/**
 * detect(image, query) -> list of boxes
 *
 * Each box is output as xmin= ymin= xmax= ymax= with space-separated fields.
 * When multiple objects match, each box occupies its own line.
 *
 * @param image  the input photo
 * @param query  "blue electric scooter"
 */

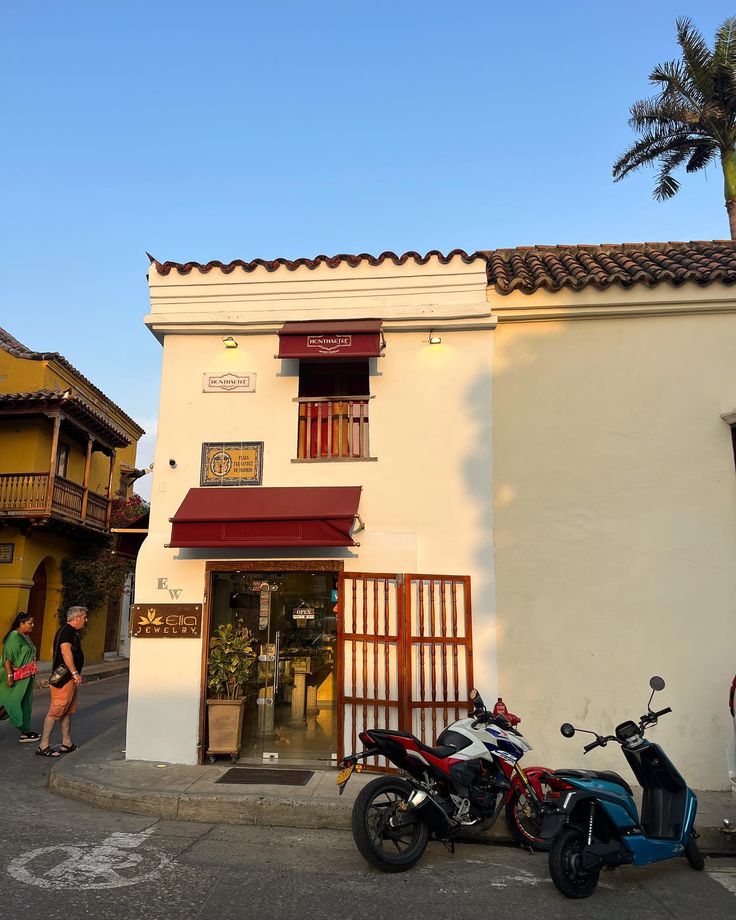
xmin=542 ymin=677 xmax=704 ymax=899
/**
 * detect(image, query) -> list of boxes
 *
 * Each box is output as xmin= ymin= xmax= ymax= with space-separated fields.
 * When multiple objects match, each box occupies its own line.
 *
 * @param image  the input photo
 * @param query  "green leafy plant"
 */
xmin=207 ymin=624 xmax=257 ymax=700
xmin=57 ymin=492 xmax=148 ymax=623
xmin=58 ymin=542 xmax=133 ymax=623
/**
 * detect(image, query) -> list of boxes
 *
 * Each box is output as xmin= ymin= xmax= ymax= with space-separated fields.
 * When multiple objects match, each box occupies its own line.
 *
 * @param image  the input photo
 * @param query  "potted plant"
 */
xmin=205 ymin=623 xmax=257 ymax=762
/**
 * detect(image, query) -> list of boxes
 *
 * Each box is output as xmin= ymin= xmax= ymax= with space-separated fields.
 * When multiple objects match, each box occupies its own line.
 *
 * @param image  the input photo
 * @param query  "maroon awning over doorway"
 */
xmin=277 ymin=320 xmax=383 ymax=359
xmin=169 ymin=486 xmax=362 ymax=548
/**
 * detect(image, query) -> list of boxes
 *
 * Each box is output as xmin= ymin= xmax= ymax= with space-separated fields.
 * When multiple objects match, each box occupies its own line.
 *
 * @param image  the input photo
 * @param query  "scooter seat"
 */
xmin=555 ymin=769 xmax=633 ymax=796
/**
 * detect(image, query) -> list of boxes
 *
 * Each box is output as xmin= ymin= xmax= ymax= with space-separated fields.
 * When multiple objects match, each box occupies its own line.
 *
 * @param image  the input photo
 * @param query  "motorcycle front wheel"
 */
xmin=685 ymin=833 xmax=705 ymax=870
xmin=548 ymin=827 xmax=600 ymax=899
xmin=351 ymin=776 xmax=430 ymax=872
xmin=505 ymin=786 xmax=551 ymax=850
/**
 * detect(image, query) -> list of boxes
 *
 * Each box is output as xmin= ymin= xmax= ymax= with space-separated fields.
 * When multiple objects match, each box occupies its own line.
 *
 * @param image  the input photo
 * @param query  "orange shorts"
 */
xmin=47 ymin=681 xmax=78 ymax=719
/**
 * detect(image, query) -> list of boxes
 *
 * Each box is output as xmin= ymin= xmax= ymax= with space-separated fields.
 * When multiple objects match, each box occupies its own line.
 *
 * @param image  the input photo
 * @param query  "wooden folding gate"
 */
xmin=337 ymin=572 xmax=473 ymax=767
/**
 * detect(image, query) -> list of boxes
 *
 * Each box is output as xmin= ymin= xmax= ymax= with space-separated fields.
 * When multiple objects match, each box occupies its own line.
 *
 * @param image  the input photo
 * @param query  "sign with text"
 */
xmin=307 ymin=334 xmax=352 ymax=354
xmin=202 ymin=372 xmax=257 ymax=393
xmin=200 ymin=441 xmax=263 ymax=486
xmin=131 ymin=604 xmax=203 ymax=639
xmin=292 ymin=603 xmax=316 ymax=620
xmin=0 ymin=543 xmax=14 ymax=563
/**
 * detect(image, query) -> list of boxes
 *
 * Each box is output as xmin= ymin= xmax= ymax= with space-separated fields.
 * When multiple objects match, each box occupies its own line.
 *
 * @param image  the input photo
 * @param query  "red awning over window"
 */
xmin=169 ymin=486 xmax=362 ymax=548
xmin=277 ymin=320 xmax=383 ymax=359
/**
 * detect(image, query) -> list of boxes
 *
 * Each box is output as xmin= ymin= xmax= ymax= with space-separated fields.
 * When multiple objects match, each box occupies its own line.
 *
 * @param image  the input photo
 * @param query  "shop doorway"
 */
xmin=27 ymin=561 xmax=47 ymax=653
xmin=207 ymin=567 xmax=340 ymax=764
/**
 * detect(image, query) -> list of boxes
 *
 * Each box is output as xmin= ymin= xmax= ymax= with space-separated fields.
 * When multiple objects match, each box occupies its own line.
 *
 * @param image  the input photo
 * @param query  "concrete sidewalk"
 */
xmin=34 ymin=657 xmax=129 ymax=690
xmin=48 ymin=721 xmax=736 ymax=855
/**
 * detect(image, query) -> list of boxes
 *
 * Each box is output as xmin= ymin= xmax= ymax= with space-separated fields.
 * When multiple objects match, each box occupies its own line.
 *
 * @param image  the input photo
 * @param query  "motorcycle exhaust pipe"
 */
xmin=404 ymin=789 xmax=455 ymax=835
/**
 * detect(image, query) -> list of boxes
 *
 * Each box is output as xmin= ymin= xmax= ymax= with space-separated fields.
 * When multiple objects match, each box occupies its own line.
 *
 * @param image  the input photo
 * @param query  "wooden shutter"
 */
xmin=337 ymin=572 xmax=473 ymax=766
xmin=404 ymin=575 xmax=473 ymax=746
xmin=337 ymin=572 xmax=405 ymax=769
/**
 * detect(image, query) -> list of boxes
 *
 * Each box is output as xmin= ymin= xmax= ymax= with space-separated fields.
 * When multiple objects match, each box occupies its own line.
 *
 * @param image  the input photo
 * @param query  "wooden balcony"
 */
xmin=296 ymin=397 xmax=372 ymax=461
xmin=0 ymin=472 xmax=111 ymax=532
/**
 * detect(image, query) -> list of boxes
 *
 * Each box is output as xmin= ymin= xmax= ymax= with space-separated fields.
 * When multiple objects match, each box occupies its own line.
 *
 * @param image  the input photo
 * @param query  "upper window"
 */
xmin=296 ymin=360 xmax=372 ymax=461
xmin=298 ymin=360 xmax=369 ymax=399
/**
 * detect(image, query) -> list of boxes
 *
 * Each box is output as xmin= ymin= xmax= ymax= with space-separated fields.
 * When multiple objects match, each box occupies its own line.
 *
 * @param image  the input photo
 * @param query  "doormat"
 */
xmin=216 ymin=768 xmax=314 ymax=786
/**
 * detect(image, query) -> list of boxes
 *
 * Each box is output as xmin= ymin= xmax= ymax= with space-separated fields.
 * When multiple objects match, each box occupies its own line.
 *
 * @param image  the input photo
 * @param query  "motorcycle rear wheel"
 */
xmin=549 ymin=828 xmax=600 ymax=899
xmin=351 ymin=776 xmax=430 ymax=872
xmin=505 ymin=787 xmax=551 ymax=851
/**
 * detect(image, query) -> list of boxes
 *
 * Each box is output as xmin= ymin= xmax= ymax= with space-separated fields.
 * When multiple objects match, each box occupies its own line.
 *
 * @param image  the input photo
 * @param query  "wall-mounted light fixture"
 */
xmin=222 ymin=336 xmax=238 ymax=349
xmin=428 ymin=331 xmax=442 ymax=345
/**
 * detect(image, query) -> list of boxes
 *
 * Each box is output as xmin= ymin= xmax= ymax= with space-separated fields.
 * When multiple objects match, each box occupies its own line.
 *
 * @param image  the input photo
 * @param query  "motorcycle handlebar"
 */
xmin=583 ymin=738 xmax=603 ymax=753
xmin=653 ymin=707 xmax=672 ymax=718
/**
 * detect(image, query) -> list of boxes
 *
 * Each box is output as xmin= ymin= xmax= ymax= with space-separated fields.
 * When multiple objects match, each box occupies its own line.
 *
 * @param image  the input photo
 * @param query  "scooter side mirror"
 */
xmin=560 ymin=723 xmax=576 ymax=738
xmin=469 ymin=689 xmax=478 ymax=701
xmin=650 ymin=676 xmax=665 ymax=692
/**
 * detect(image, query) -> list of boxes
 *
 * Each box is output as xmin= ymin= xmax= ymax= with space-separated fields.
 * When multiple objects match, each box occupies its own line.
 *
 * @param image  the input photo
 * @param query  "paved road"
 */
xmin=1 ymin=675 xmax=735 ymax=920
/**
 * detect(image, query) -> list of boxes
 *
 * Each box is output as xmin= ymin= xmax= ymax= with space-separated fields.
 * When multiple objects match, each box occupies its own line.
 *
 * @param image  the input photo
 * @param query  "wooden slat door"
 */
xmin=337 ymin=572 xmax=405 ymax=769
xmin=404 ymin=575 xmax=473 ymax=746
xmin=337 ymin=572 xmax=474 ymax=765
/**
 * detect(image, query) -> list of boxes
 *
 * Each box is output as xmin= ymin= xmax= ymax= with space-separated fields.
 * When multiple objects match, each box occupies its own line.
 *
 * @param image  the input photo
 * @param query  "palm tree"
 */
xmin=613 ymin=16 xmax=736 ymax=238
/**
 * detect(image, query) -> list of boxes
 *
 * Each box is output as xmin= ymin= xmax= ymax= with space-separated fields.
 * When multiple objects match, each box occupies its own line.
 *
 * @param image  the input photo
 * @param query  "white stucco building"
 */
xmin=127 ymin=242 xmax=736 ymax=791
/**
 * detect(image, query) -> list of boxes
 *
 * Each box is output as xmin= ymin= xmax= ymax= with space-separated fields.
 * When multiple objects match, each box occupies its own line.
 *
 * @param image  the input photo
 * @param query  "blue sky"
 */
xmin=1 ymin=1 xmax=734 ymax=489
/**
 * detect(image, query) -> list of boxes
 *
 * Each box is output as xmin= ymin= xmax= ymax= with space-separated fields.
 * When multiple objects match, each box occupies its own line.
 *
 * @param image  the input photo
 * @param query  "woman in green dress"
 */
xmin=0 ymin=612 xmax=40 ymax=742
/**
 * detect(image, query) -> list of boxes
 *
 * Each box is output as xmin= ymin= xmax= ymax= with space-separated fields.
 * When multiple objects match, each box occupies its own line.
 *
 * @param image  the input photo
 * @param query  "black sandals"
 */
xmin=35 ymin=746 xmax=61 ymax=757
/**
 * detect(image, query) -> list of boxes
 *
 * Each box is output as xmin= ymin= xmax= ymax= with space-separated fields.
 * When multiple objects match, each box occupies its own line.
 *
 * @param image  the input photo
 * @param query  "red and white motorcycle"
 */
xmin=337 ymin=689 xmax=566 ymax=871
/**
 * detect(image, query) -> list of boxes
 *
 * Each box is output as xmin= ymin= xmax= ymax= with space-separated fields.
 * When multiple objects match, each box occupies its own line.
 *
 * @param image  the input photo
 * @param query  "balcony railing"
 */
xmin=296 ymin=397 xmax=371 ymax=461
xmin=0 ymin=472 xmax=110 ymax=531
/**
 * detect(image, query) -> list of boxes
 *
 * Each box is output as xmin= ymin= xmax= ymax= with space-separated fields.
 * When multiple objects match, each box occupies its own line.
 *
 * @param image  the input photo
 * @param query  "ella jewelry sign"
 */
xmin=202 ymin=372 xmax=256 ymax=393
xmin=131 ymin=604 xmax=203 ymax=638
xmin=200 ymin=441 xmax=263 ymax=486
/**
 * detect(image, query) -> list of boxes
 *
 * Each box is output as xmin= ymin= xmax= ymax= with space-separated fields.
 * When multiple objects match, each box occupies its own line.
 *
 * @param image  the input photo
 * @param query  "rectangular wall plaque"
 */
xmin=131 ymin=604 xmax=203 ymax=638
xmin=0 ymin=543 xmax=14 ymax=563
xmin=202 ymin=372 xmax=257 ymax=393
xmin=200 ymin=441 xmax=264 ymax=486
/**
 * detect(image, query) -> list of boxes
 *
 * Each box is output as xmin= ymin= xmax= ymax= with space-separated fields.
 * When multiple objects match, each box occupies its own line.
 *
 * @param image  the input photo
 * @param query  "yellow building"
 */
xmin=0 ymin=327 xmax=144 ymax=662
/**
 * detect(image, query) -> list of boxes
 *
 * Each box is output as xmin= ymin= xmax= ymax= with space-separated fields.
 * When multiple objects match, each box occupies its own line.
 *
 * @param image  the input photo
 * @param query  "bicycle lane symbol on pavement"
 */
xmin=7 ymin=827 xmax=172 ymax=890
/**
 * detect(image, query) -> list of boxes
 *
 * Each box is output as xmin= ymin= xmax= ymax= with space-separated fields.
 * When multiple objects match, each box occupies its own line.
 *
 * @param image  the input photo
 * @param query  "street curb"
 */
xmin=696 ymin=826 xmax=736 ymax=855
xmin=48 ymin=767 xmax=512 ymax=841
xmin=47 ymin=766 xmax=736 ymax=854
xmin=48 ymin=770 xmax=359 ymax=829
xmin=34 ymin=666 xmax=129 ymax=690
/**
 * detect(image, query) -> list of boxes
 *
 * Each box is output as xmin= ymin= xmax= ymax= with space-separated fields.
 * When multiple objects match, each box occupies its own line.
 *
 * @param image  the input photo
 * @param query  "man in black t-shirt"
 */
xmin=36 ymin=606 xmax=88 ymax=757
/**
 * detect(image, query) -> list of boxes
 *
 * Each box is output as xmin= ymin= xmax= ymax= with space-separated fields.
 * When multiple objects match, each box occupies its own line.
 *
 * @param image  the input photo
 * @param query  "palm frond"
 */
xmin=686 ymin=142 xmax=718 ymax=172
xmin=613 ymin=132 xmax=698 ymax=180
xmin=629 ymin=96 xmax=695 ymax=130
xmin=675 ymin=17 xmax=715 ymax=101
xmin=653 ymin=155 xmax=683 ymax=200
xmin=714 ymin=16 xmax=736 ymax=70
xmin=650 ymin=59 xmax=705 ymax=111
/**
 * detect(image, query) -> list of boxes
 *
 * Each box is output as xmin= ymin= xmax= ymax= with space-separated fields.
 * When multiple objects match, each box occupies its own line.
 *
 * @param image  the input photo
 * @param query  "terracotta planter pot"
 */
xmin=206 ymin=697 xmax=246 ymax=761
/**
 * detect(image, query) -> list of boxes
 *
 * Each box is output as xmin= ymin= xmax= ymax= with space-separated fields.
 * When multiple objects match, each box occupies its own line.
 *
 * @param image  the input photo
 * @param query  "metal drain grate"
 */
xmin=215 ymin=768 xmax=314 ymax=786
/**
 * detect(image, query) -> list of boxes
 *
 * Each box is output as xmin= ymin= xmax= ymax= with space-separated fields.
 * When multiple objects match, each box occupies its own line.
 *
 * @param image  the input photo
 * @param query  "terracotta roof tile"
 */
xmin=0 ymin=327 xmax=144 ymax=436
xmin=0 ymin=389 xmax=131 ymax=448
xmin=147 ymin=249 xmax=484 ymax=276
xmin=149 ymin=241 xmax=736 ymax=296
xmin=483 ymin=240 xmax=736 ymax=295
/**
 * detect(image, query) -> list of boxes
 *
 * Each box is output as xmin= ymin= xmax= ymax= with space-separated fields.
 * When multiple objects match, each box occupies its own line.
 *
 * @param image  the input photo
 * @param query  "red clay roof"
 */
xmin=483 ymin=240 xmax=736 ymax=295
xmin=0 ymin=389 xmax=131 ymax=448
xmin=147 ymin=249 xmax=483 ymax=276
xmin=0 ymin=327 xmax=144 ymax=436
xmin=149 ymin=241 xmax=736 ymax=296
